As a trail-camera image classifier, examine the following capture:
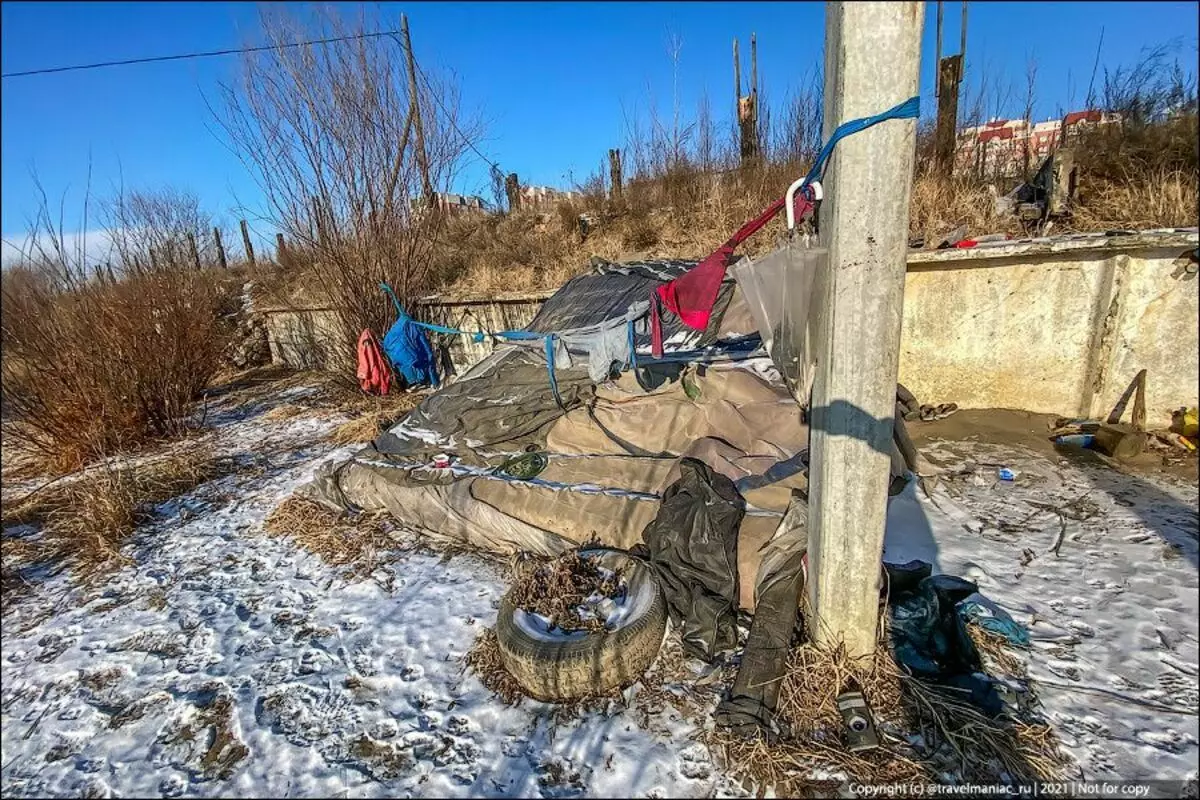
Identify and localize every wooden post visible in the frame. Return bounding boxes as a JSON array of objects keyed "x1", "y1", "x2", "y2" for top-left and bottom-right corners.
[
  {"x1": 276, "y1": 233, "x2": 287, "y2": 264},
  {"x1": 240, "y1": 219, "x2": 256, "y2": 268},
  {"x1": 935, "y1": 1, "x2": 943, "y2": 97},
  {"x1": 733, "y1": 37, "x2": 741, "y2": 121},
  {"x1": 608, "y1": 149, "x2": 623, "y2": 200},
  {"x1": 505, "y1": 173, "x2": 521, "y2": 212},
  {"x1": 734, "y1": 35, "x2": 759, "y2": 163},
  {"x1": 213, "y1": 227, "x2": 227, "y2": 269},
  {"x1": 807, "y1": 1, "x2": 923, "y2": 657},
  {"x1": 186, "y1": 231, "x2": 202, "y2": 270},
  {"x1": 402, "y1": 14, "x2": 434, "y2": 204},
  {"x1": 934, "y1": 54, "x2": 963, "y2": 172}
]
